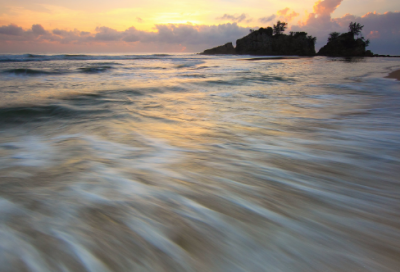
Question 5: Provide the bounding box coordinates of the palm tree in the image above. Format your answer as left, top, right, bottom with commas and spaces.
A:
328, 32, 340, 42
349, 22, 364, 37
273, 21, 287, 35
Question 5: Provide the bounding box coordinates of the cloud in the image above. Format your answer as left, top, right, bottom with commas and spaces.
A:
258, 8, 298, 26
0, 22, 250, 53
293, 0, 360, 49
122, 27, 142, 42
94, 26, 124, 41
217, 13, 248, 23
312, 0, 343, 16
259, 15, 276, 24
367, 30, 380, 39
31, 24, 47, 35
1, 1, 399, 55
137, 17, 143, 23
0, 24, 24, 36
278, 8, 290, 16
51, 29, 93, 44
332, 11, 400, 54
277, 8, 299, 22
298, 0, 343, 30
292, 0, 400, 54
152, 23, 249, 46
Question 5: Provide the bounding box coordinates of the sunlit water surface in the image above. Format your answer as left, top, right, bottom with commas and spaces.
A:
0, 54, 400, 272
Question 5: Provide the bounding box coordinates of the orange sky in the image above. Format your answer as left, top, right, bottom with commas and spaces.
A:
1, 0, 397, 31
0, 0, 399, 53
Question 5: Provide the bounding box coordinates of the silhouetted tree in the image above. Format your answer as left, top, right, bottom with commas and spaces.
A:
349, 22, 364, 37
328, 32, 340, 42
273, 21, 287, 35
265, 27, 273, 36
249, 29, 255, 33
359, 36, 371, 47
308, 36, 317, 45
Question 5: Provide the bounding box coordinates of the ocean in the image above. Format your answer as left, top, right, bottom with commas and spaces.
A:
0, 53, 400, 272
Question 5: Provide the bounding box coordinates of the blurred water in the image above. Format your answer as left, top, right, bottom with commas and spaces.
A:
0, 54, 400, 272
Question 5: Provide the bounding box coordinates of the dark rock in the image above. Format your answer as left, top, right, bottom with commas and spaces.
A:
318, 32, 372, 57
236, 31, 316, 56
365, 50, 373, 57
257, 27, 273, 37
200, 42, 236, 55
200, 28, 316, 56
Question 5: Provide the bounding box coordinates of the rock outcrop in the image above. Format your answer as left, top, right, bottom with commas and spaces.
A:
200, 42, 236, 55
318, 32, 372, 57
236, 30, 316, 56
200, 28, 316, 56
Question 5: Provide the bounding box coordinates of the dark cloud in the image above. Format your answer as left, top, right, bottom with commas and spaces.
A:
2, 7, 397, 55
52, 29, 77, 37
94, 26, 123, 41
259, 15, 276, 24
291, 0, 400, 55
122, 27, 144, 42
0, 24, 24, 36
32, 24, 47, 35
217, 13, 248, 23
0, 23, 250, 52
333, 12, 400, 55
51, 29, 93, 44
151, 23, 249, 46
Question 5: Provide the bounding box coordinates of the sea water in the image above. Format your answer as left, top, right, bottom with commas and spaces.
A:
0, 54, 400, 272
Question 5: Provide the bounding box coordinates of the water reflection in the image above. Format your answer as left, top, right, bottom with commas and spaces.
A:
0, 54, 399, 271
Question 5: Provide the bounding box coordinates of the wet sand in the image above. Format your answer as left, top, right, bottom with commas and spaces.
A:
385, 69, 400, 80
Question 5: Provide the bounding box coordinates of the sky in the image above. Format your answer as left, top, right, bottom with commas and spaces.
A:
0, 0, 399, 54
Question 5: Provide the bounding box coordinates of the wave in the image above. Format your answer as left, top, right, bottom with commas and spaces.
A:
175, 60, 206, 68
2, 65, 115, 76
63, 54, 90, 58
0, 104, 110, 124
0, 54, 185, 62
78, 66, 114, 74
26, 54, 46, 58
2, 68, 66, 76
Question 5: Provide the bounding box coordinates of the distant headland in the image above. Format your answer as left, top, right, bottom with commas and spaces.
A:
200, 21, 397, 57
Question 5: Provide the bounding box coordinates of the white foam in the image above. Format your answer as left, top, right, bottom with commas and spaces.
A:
1, 136, 55, 169
53, 231, 111, 272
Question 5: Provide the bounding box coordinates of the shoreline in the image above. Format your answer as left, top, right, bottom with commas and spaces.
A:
385, 69, 400, 81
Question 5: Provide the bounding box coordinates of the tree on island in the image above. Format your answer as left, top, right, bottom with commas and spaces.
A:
200, 20, 317, 56
273, 21, 288, 35
328, 32, 340, 42
318, 21, 372, 56
349, 22, 364, 37
326, 22, 369, 46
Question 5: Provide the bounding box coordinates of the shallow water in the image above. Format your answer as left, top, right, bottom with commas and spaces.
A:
0, 54, 400, 272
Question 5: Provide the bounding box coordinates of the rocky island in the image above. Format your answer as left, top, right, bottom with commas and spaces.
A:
200, 21, 376, 57
201, 21, 316, 56
317, 22, 372, 57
